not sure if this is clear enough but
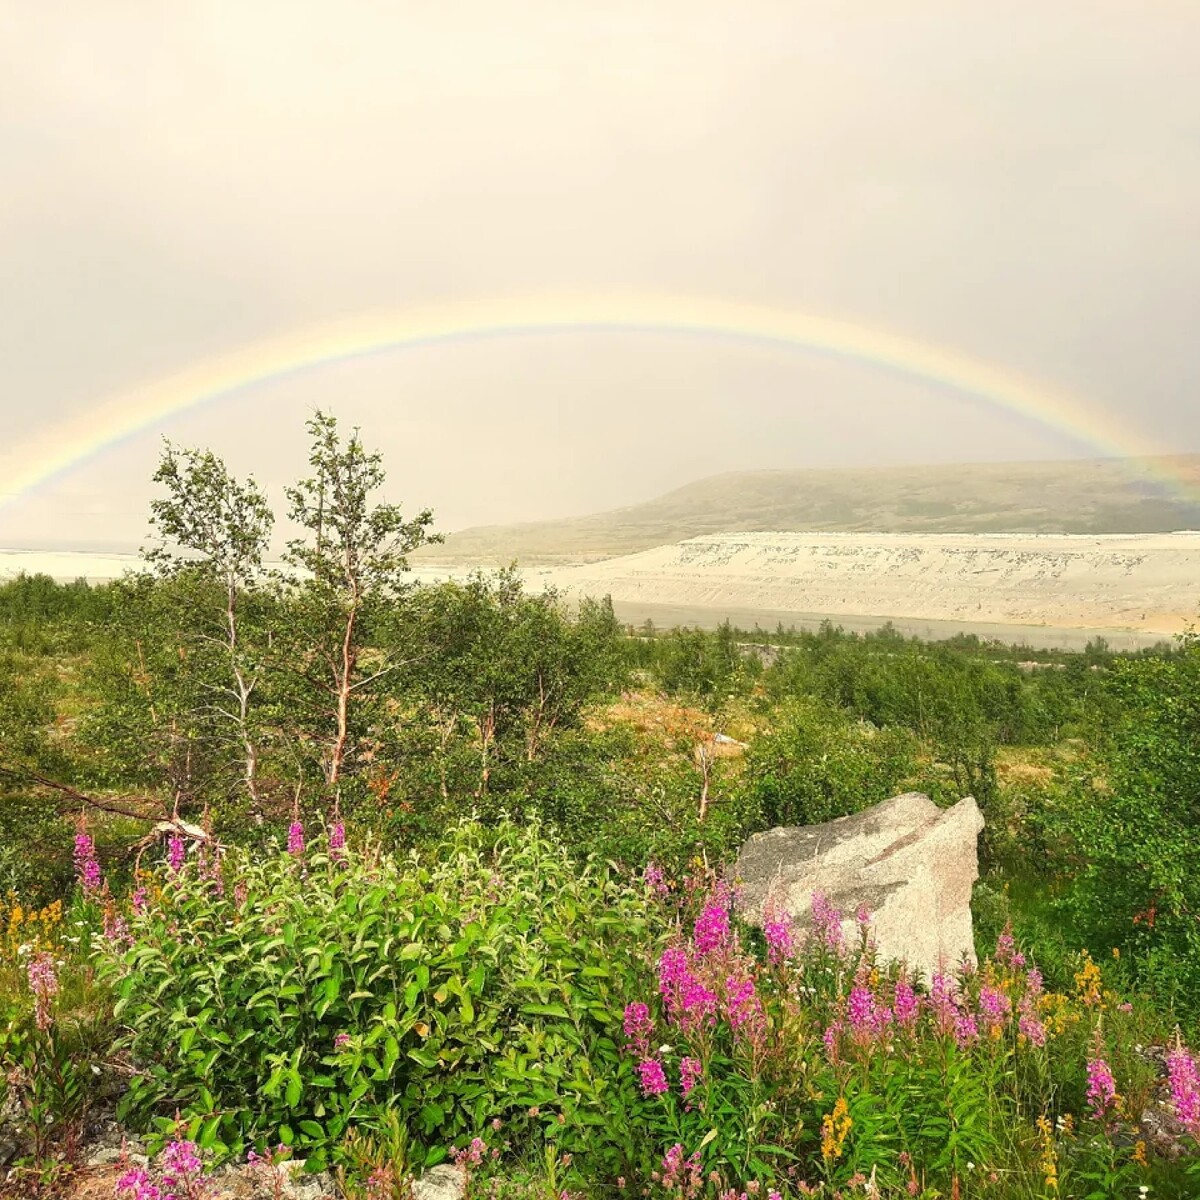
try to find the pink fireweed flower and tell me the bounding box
[1025,967,1044,998]
[1086,1056,1118,1120]
[953,1010,979,1049]
[74,831,102,895]
[623,1001,653,1055]
[639,1058,669,1096]
[847,985,892,1046]
[892,978,920,1029]
[159,1136,206,1197]
[116,1166,162,1200]
[930,973,958,1035]
[660,1144,703,1198]
[1167,1038,1200,1132]
[658,947,717,1030]
[131,886,148,915]
[822,1019,843,1064]
[995,924,1016,966]
[763,917,793,964]
[977,986,1012,1031]
[103,908,129,945]
[1018,1011,1047,1047]
[678,978,718,1031]
[453,1137,488,1167]
[27,951,58,1031]
[693,901,729,956]
[644,861,669,898]
[202,847,225,896]
[167,833,186,874]
[810,891,844,953]
[329,821,346,861]
[658,946,690,991]
[680,1055,703,1100]
[287,820,305,858]
[334,1032,352,1050]
[855,904,871,928]
[724,975,763,1036]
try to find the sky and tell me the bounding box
[1,1,1198,550]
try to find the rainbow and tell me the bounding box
[2,293,1195,510]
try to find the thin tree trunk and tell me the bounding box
[329,598,358,787]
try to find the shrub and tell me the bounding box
[102,819,656,1175]
[735,699,918,830]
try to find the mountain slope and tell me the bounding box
[417,455,1200,564]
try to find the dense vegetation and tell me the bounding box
[1,414,1198,1198]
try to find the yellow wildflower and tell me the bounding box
[1036,1116,1058,1193]
[1074,952,1104,1009]
[821,1097,852,1164]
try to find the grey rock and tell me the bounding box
[735,792,984,981]
[278,1161,337,1200]
[414,1163,465,1200]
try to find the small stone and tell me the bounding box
[414,1163,465,1200]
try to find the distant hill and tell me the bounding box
[416,456,1200,564]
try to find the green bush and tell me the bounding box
[103,819,657,1175]
[736,698,919,829]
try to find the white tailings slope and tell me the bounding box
[549,531,1200,635]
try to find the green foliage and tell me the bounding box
[736,698,918,829]
[103,819,655,1174]
[1053,634,1200,1014]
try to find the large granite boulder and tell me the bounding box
[735,792,983,981]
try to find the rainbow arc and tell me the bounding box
[2,293,1192,511]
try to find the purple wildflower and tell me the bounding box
[623,1001,653,1055]
[953,1010,979,1049]
[104,909,129,945]
[693,901,729,956]
[763,903,793,964]
[452,1137,488,1168]
[680,1056,703,1100]
[724,975,761,1034]
[978,986,1012,1031]
[329,821,346,862]
[116,1167,162,1200]
[893,978,920,1029]
[1086,1056,1118,1120]
[644,861,669,898]
[638,1058,669,1097]
[1018,1012,1047,1047]
[74,832,102,895]
[823,1019,843,1063]
[167,833,186,874]
[131,886,148,915]
[27,951,58,1031]
[287,820,305,858]
[660,1144,702,1197]
[1167,1039,1200,1132]
[930,972,958,1035]
[810,891,844,953]
[334,1032,352,1051]
[159,1136,205,1196]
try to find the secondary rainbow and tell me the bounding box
[2,293,1192,510]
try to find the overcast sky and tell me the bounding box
[2,2,1198,549]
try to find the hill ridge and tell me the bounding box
[417,455,1200,564]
